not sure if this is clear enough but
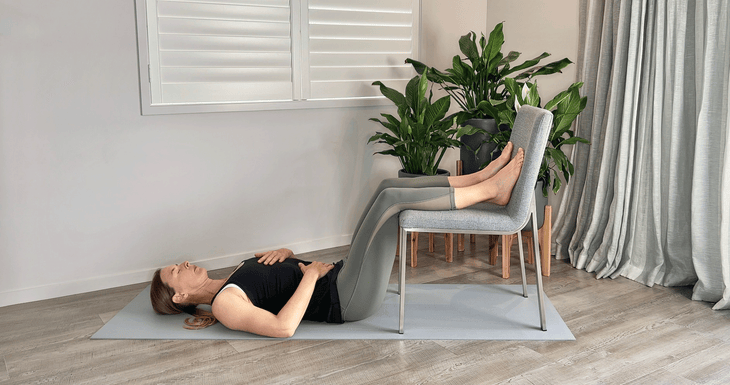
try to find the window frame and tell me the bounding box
[134,0,421,115]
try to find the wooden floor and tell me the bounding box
[2,235,730,384]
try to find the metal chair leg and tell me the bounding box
[399,226,407,334]
[531,203,547,331]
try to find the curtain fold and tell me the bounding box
[553,0,730,309]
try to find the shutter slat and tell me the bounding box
[161,51,291,68]
[159,35,290,52]
[158,1,289,22]
[309,0,412,13]
[161,67,291,83]
[158,18,290,37]
[162,82,293,103]
[309,9,412,26]
[309,66,413,82]
[309,53,410,67]
[310,79,409,100]
[163,0,289,7]
[309,38,411,54]
[309,24,411,40]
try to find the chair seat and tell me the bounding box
[399,203,526,234]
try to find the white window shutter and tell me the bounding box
[306,0,419,100]
[147,0,293,105]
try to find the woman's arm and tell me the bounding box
[211,261,334,338]
[255,248,294,265]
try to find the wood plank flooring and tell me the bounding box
[1,235,729,384]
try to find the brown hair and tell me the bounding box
[150,269,218,329]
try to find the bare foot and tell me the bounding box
[487,148,524,206]
[475,142,514,182]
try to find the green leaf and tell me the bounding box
[556,136,590,147]
[474,100,501,120]
[484,23,505,69]
[530,58,573,77]
[499,51,521,66]
[504,52,551,76]
[404,75,421,110]
[423,95,451,127]
[544,89,572,111]
[369,117,398,136]
[526,83,540,106]
[372,81,406,108]
[405,58,428,75]
[459,32,479,63]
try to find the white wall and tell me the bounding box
[0,0,486,307]
[487,0,581,212]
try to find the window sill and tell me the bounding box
[139,96,392,115]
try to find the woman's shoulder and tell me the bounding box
[211,284,251,312]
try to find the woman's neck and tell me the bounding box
[190,278,227,305]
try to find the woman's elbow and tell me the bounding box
[272,324,297,338]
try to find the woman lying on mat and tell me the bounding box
[150,143,524,337]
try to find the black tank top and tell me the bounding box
[212,257,344,324]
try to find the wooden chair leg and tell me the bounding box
[428,233,435,252]
[471,234,476,243]
[521,205,552,277]
[502,234,516,279]
[524,232,535,264]
[410,232,419,267]
[445,233,453,262]
[489,235,499,265]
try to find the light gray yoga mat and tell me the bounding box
[92,284,574,340]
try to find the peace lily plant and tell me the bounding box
[406,22,590,196]
[368,70,481,176]
[406,22,573,127]
[492,78,590,196]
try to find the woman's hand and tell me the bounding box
[298,261,334,279]
[255,248,294,265]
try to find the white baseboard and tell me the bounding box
[0,235,351,308]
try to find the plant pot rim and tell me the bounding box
[398,168,450,178]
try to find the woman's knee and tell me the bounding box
[377,178,401,191]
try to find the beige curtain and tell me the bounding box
[553,0,730,309]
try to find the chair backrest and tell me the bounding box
[506,105,553,227]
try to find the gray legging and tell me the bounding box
[336,175,454,321]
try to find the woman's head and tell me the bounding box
[157,261,209,303]
[150,262,217,329]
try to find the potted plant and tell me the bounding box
[406,22,573,175]
[368,70,479,176]
[477,78,588,232]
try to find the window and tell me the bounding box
[135,0,420,114]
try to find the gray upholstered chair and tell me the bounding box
[396,105,553,334]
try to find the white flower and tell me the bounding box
[514,97,522,112]
[521,84,530,100]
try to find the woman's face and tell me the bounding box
[160,261,208,298]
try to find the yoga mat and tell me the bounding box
[92,284,574,341]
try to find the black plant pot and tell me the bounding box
[459,118,500,175]
[397,168,450,178]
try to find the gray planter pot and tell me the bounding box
[398,169,450,178]
[459,118,499,175]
